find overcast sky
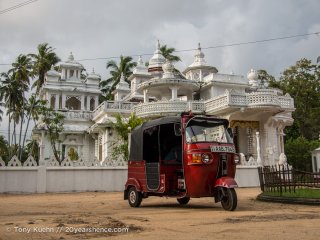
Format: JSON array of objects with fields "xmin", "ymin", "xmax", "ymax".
[{"xmin": 0, "ymin": 0, "xmax": 320, "ymax": 135}]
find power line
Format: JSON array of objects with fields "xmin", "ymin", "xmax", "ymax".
[
  {"xmin": 68, "ymin": 31, "xmax": 320, "ymax": 62},
  {"xmin": 0, "ymin": 31, "xmax": 319, "ymax": 66},
  {"xmin": 0, "ymin": 0, "xmax": 39, "ymax": 15}
]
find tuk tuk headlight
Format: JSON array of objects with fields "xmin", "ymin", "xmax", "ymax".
[{"xmin": 202, "ymin": 153, "xmax": 212, "ymax": 164}]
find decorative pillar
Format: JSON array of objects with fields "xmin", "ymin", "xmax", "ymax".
[
  {"xmin": 39, "ymin": 130, "xmax": 45, "ymax": 165},
  {"xmin": 143, "ymin": 89, "xmax": 149, "ymax": 103},
  {"xmin": 81, "ymin": 95, "xmax": 85, "ymax": 111},
  {"xmin": 62, "ymin": 94, "xmax": 66, "ymax": 109},
  {"xmin": 256, "ymin": 132, "xmax": 262, "ymax": 166},
  {"xmin": 95, "ymin": 96, "xmax": 99, "ymax": 110},
  {"xmin": 54, "ymin": 94, "xmax": 59, "ymax": 110},
  {"xmin": 169, "ymin": 86, "xmax": 179, "ymax": 100}
]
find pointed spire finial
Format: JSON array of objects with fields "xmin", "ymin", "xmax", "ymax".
[
  {"xmin": 157, "ymin": 40, "xmax": 160, "ymax": 50},
  {"xmin": 92, "ymin": 68, "xmax": 95, "ymax": 73},
  {"xmin": 138, "ymin": 56, "xmax": 143, "ymax": 66},
  {"xmin": 50, "ymin": 65, "xmax": 54, "ymax": 70},
  {"xmin": 198, "ymin": 42, "xmax": 201, "ymax": 50},
  {"xmin": 120, "ymin": 73, "xmax": 125, "ymax": 82},
  {"xmin": 68, "ymin": 52, "xmax": 74, "ymax": 61}
]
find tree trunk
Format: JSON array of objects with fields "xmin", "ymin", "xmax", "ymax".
[{"xmin": 18, "ymin": 101, "xmax": 25, "ymax": 161}]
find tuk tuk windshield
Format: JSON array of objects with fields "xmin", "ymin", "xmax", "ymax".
[{"xmin": 185, "ymin": 118, "xmax": 233, "ymax": 144}]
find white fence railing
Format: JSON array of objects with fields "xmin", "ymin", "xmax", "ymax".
[
  {"xmin": 93, "ymin": 101, "xmax": 137, "ymax": 119},
  {"xmin": 205, "ymin": 90, "xmax": 294, "ymax": 113},
  {"xmin": 134, "ymin": 100, "xmax": 205, "ymax": 117},
  {"xmin": 57, "ymin": 110, "xmax": 93, "ymax": 120}
]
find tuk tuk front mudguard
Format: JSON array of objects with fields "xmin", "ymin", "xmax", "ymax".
[
  {"xmin": 214, "ymin": 177, "xmax": 238, "ymax": 188},
  {"xmin": 213, "ymin": 177, "xmax": 238, "ymax": 203},
  {"xmin": 124, "ymin": 178, "xmax": 142, "ymax": 200}
]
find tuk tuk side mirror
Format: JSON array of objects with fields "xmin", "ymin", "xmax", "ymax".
[{"xmin": 174, "ymin": 123, "xmax": 182, "ymax": 136}]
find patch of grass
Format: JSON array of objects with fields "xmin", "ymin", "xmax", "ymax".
[{"xmin": 263, "ymin": 188, "xmax": 320, "ymax": 199}]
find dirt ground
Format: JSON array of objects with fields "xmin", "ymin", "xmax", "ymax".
[{"xmin": 0, "ymin": 188, "xmax": 319, "ymax": 240}]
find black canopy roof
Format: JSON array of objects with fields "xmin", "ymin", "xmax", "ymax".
[{"xmin": 129, "ymin": 116, "xmax": 181, "ymax": 161}]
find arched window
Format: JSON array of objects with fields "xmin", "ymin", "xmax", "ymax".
[
  {"xmin": 50, "ymin": 95, "xmax": 56, "ymax": 109},
  {"xmin": 90, "ymin": 98, "xmax": 95, "ymax": 111},
  {"xmin": 66, "ymin": 96, "xmax": 81, "ymax": 110}
]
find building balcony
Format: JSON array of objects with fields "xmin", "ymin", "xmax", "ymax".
[
  {"xmin": 205, "ymin": 89, "xmax": 295, "ymax": 114},
  {"xmin": 57, "ymin": 110, "xmax": 93, "ymax": 121},
  {"xmin": 92, "ymin": 101, "xmax": 138, "ymax": 120},
  {"xmin": 134, "ymin": 100, "xmax": 205, "ymax": 118}
]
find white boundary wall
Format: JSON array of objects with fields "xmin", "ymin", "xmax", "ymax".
[
  {"xmin": 235, "ymin": 166, "xmax": 260, "ymax": 187},
  {"xmin": 0, "ymin": 156, "xmax": 260, "ymax": 193},
  {"xmin": 0, "ymin": 167, "xmax": 127, "ymax": 193}
]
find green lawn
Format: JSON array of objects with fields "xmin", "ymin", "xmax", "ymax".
[{"xmin": 263, "ymin": 188, "xmax": 320, "ymax": 199}]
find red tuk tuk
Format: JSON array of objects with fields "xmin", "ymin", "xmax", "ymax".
[{"xmin": 124, "ymin": 112, "xmax": 239, "ymax": 211}]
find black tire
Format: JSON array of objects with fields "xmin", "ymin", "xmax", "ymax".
[
  {"xmin": 127, "ymin": 187, "xmax": 142, "ymax": 207},
  {"xmin": 221, "ymin": 188, "xmax": 237, "ymax": 211},
  {"xmin": 177, "ymin": 197, "xmax": 190, "ymax": 205}
]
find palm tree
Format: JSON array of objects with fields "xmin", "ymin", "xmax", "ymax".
[
  {"xmin": 30, "ymin": 43, "xmax": 60, "ymax": 93},
  {"xmin": 0, "ymin": 102, "xmax": 3, "ymax": 122},
  {"xmin": 8, "ymin": 54, "xmax": 33, "ymax": 159},
  {"xmin": 0, "ymin": 72, "xmax": 24, "ymax": 157},
  {"xmin": 159, "ymin": 45, "xmax": 181, "ymax": 62},
  {"xmin": 21, "ymin": 96, "xmax": 46, "ymax": 158},
  {"xmin": 100, "ymin": 55, "xmax": 136, "ymax": 100}
]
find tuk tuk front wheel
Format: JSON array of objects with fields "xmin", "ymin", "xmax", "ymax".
[
  {"xmin": 128, "ymin": 187, "xmax": 142, "ymax": 207},
  {"xmin": 220, "ymin": 188, "xmax": 237, "ymax": 211},
  {"xmin": 177, "ymin": 197, "xmax": 190, "ymax": 205}
]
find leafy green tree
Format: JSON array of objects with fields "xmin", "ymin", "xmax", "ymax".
[
  {"xmin": 39, "ymin": 105, "xmax": 65, "ymax": 164},
  {"xmin": 285, "ymin": 137, "xmax": 320, "ymax": 171},
  {"xmin": 110, "ymin": 113, "xmax": 144, "ymax": 160},
  {"xmin": 276, "ymin": 59, "xmax": 320, "ymax": 140},
  {"xmin": 257, "ymin": 69, "xmax": 276, "ymax": 88},
  {"xmin": 0, "ymin": 135, "xmax": 8, "ymax": 162},
  {"xmin": 159, "ymin": 45, "xmax": 181, "ymax": 62},
  {"xmin": 25, "ymin": 139, "xmax": 39, "ymax": 162},
  {"xmin": 30, "ymin": 43, "xmax": 60, "ymax": 93},
  {"xmin": 100, "ymin": 56, "xmax": 136, "ymax": 100}
]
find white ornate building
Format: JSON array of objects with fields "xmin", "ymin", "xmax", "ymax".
[
  {"xmin": 34, "ymin": 52, "xmax": 101, "ymax": 163},
  {"xmin": 34, "ymin": 41, "xmax": 295, "ymax": 169}
]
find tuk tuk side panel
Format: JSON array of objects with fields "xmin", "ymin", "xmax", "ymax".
[
  {"xmin": 160, "ymin": 164, "xmax": 183, "ymax": 194},
  {"xmin": 126, "ymin": 160, "xmax": 147, "ymax": 192}
]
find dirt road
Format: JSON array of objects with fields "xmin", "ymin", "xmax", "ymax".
[{"xmin": 0, "ymin": 188, "xmax": 319, "ymax": 240}]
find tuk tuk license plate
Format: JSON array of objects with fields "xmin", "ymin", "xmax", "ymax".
[{"xmin": 210, "ymin": 146, "xmax": 235, "ymax": 153}]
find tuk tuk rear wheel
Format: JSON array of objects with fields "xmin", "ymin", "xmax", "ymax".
[
  {"xmin": 128, "ymin": 187, "xmax": 142, "ymax": 207},
  {"xmin": 221, "ymin": 188, "xmax": 237, "ymax": 211},
  {"xmin": 177, "ymin": 197, "xmax": 190, "ymax": 205}
]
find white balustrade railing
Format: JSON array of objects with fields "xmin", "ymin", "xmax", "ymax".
[
  {"xmin": 205, "ymin": 90, "xmax": 294, "ymax": 112},
  {"xmin": 58, "ymin": 110, "xmax": 93, "ymax": 120},
  {"xmin": 93, "ymin": 101, "xmax": 138, "ymax": 118},
  {"xmin": 134, "ymin": 100, "xmax": 205, "ymax": 117},
  {"xmin": 205, "ymin": 95, "xmax": 229, "ymax": 112}
]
